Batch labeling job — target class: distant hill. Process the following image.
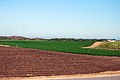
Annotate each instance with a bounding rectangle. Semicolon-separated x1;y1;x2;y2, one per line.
0;36;44;40
0;36;118;41
8;36;29;40
0;36;9;40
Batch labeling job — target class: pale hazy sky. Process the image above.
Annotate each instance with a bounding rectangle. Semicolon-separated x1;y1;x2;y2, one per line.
0;0;120;39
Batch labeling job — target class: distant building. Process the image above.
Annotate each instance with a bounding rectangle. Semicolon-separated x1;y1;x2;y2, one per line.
108;39;116;42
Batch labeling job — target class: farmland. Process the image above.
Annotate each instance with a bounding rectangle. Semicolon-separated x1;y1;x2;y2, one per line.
0;40;120;56
0;46;120;77
96;42;120;50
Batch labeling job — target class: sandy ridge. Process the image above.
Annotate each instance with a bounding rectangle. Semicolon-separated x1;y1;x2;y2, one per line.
83;42;104;48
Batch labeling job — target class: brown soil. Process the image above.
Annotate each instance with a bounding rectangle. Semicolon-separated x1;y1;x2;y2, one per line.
84;42;103;48
0;46;120;77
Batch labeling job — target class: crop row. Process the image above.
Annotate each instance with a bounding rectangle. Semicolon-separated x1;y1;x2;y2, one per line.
0;40;120;56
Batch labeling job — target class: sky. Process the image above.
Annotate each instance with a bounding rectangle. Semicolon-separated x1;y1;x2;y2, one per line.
0;0;120;39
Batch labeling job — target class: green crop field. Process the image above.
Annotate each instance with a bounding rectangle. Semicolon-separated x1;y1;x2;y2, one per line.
0;40;120;56
96;42;120;50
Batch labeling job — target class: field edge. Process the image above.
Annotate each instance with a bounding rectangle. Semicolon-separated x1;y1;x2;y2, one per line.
0;70;120;80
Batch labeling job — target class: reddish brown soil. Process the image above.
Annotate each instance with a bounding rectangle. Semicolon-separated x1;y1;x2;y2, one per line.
0;46;120;77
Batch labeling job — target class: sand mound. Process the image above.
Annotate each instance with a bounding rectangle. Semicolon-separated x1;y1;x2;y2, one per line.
84;42;104;48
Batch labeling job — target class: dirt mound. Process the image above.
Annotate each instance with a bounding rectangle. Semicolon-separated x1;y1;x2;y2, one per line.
0;46;120;77
84;42;104;48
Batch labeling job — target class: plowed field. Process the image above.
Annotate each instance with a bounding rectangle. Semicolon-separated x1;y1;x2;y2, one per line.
0;46;120;77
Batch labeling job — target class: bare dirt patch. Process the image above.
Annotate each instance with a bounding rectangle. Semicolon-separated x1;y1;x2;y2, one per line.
0;45;10;47
0;46;120;78
83;42;104;48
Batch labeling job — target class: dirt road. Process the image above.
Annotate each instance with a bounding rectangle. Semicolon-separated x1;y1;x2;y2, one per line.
51;76;120;80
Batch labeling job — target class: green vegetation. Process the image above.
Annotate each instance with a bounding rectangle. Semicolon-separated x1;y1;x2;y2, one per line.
0;40;120;56
96;42;120;50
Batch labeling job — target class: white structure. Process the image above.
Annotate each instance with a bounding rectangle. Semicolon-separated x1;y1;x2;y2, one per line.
108;39;116;42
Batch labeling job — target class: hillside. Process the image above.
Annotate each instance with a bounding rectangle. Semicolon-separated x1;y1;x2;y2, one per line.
0;36;43;40
96;42;120;50
0;36;28;40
